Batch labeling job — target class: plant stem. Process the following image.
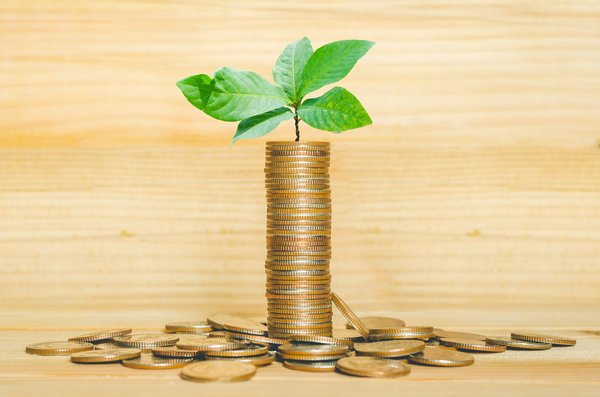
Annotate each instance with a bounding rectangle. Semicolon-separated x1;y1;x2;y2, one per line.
293;107;300;141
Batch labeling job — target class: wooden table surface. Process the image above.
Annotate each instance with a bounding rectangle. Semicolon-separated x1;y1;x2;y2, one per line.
2;309;600;396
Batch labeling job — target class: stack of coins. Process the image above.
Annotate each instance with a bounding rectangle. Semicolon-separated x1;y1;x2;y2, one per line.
264;141;333;339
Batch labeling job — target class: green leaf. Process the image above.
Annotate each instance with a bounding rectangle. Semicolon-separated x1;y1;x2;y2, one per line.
232;107;293;144
176;74;213;111
177;67;290;122
272;37;313;102
298;87;372;132
298;40;375;98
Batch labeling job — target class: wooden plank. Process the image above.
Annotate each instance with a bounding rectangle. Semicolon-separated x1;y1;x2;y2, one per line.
1;311;599;397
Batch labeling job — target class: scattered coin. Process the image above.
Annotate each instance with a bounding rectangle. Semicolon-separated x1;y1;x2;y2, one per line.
511;332;576;346
222;317;269;336
151;346;199;358
205;343;269;358
284;359;338;372
68;328;132;343
355;340;425;358
278;343;349;357
332;328;364;341
486;336;552;350
93;343;119;350
439;338;506;353
350;316;405;330
176;337;245;352
165;321;212;334
180;361;257;382
71;348;141;363
205;353;275;367
122;354;193;369
330;292;370;339
408;346;475;367
433;329;487;341
336;356;411;378
26;341;94;356
225;332;287;346
113;334;179;349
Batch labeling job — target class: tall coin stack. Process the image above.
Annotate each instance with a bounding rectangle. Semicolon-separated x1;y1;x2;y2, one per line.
265;141;333;339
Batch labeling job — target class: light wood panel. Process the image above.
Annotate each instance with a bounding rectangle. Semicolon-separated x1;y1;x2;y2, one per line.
1;0;600;314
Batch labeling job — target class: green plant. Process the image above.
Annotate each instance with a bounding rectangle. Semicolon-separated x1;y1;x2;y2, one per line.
177;38;374;144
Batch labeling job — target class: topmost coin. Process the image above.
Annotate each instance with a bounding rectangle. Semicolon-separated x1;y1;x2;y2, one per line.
511;332;576;346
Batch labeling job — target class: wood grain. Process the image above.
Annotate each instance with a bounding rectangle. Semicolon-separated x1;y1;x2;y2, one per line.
1;1;600;313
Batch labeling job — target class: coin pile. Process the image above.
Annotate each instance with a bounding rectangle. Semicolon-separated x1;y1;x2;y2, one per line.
264;141;333;339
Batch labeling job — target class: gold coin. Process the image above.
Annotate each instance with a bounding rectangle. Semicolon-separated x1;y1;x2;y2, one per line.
266;140;330;147
510;332;576;346
369;333;433;341
408;346;475;367
486;336;552;350
151;346;199;358
265;293;331;300
205;353;276;367
268;313;332;321
330;292;370;339
180;361;256;383
205;343;268;358
122;354;192;370
207;314;256;331
94;343;119;350
113;334;179;349
332;328;365;341
279;343;349;356
433;329;487;341
355;340;425;358
439;338;507;353
289;335;354;348
26;341;94;356
225;332;287;346
283;360;338;372
277;352;348;361
369;326;434;335
221;318;268;336
68;328;132;343
165;321;212;334
336;356;411;378
176;336;244;352
70;348;141;363
348;316;405;330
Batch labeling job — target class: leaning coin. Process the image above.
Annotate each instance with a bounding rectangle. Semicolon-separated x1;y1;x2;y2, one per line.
510;332;576;346
284;360;338;372
26;341;94;356
71;348;141;363
176;337;245;352
408;346;475;367
180;361;256;383
433;329;487;341
122;354;192;369
165;321;212;334
151;346;199;358
113;334;178;349
205;343;269;358
485;336;552;350
330;292;370;339
68;328;132;343
336;356;411;378
205;353;276;367
355;340;425;358
440;338;506;353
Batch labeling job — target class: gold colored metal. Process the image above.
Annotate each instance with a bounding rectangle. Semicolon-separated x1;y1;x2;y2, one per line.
354;340;425;358
439;338;507;352
408;346;475;367
25;341;94;356
510;332;576;346
71;348;141;363
330;292;370;339
180;361;257;382
336;356;411;378
68;328;132;343
122;354;192;369
486;336;552;350
113;334;179;349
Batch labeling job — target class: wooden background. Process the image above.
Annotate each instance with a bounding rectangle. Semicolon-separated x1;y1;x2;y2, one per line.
2;0;600;318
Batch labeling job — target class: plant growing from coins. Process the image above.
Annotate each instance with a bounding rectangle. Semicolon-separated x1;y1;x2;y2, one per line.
177;37;374;143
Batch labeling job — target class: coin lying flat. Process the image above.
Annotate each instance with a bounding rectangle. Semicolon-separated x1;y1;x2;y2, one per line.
222;318;268;336
165;321;212;334
151;346;199;358
284;359;338;372
113;334;179;349
330;293;369;339
26;341;94;356
408;346;475;367
180;361;257;382
440;338;506;353
71;348;141;363
486;336;552;350
350;316;406;330
277;352;348;362
122;354;192;369
332;328;364;341
176;337;245;352
205;343;269;358
336;356;411;378
68;328;132;343
205;353;275;367
433;329;487;341
278;343;349;357
94;343;119;350
511;332;576;346
226;332;287;346
355;340;425;358
289;335;354;347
